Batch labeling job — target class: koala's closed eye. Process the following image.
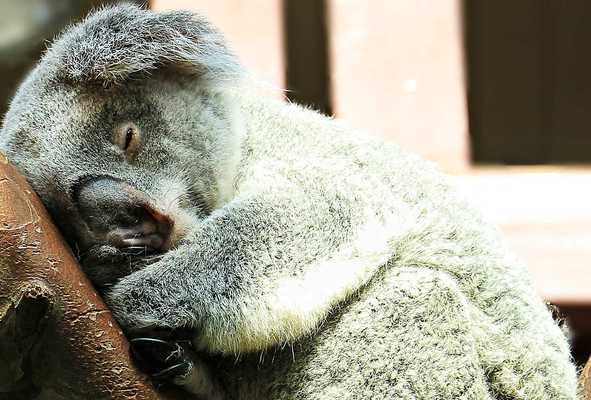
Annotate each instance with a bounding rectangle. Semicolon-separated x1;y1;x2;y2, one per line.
115;122;141;156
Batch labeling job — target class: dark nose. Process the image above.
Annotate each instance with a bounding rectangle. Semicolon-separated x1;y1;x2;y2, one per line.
74;176;173;254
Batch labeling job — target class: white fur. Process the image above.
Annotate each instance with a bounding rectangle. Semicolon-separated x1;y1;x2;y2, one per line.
197;207;419;353
154;176;201;247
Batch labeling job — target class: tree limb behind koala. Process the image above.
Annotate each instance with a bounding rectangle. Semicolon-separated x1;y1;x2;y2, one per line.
0;153;162;399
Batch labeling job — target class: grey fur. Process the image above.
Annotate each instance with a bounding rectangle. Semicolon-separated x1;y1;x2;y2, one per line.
0;5;577;400
47;4;241;85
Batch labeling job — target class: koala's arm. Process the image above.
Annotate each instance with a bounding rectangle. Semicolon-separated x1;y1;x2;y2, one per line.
106;161;398;354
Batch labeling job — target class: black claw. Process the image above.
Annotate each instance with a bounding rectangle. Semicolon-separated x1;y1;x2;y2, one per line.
129;337;193;381
152;362;192;381
130;337;183;365
120;245;157;256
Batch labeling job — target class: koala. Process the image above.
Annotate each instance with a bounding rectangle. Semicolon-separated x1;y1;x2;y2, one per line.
0;5;578;400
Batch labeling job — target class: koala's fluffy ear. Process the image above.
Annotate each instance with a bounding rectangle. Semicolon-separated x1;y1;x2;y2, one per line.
45;4;241;86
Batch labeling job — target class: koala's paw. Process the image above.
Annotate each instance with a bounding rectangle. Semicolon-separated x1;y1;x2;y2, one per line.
130;337;194;385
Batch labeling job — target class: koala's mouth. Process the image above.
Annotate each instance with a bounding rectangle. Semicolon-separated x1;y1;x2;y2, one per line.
107;214;173;256
72;174;176;257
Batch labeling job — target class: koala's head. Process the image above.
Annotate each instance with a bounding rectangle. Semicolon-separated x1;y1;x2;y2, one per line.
0;5;244;288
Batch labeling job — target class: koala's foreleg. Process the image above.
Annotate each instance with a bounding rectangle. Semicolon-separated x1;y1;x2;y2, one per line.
105;168;401;354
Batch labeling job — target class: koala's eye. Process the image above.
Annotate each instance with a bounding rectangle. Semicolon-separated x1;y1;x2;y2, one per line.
124;127;134;149
115;122;140;156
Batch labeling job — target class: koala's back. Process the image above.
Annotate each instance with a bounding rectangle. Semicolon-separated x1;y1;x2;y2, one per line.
237;93;505;267
212;94;577;400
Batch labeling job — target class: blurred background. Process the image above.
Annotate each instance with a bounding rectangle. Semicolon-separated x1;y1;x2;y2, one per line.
0;0;589;365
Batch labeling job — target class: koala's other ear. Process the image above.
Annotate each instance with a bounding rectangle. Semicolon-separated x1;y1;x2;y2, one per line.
46;4;242;86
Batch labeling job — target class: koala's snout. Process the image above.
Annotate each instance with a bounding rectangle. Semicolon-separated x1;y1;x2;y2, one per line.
74;175;174;253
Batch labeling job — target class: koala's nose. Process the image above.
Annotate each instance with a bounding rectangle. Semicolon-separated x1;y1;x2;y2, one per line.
74;176;174;253
108;202;174;255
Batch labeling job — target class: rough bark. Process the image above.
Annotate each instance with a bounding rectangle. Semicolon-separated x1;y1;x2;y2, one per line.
581;358;591;400
0;153;161;400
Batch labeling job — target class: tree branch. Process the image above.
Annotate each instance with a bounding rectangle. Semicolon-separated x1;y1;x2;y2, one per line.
0;153;162;399
580;357;591;400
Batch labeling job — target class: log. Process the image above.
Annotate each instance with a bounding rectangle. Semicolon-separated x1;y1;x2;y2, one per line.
0;152;161;399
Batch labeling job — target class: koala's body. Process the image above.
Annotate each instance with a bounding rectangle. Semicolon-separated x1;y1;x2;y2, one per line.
0;5;577;400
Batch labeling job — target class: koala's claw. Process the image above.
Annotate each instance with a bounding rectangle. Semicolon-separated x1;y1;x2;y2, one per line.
153;362;192;380
129;337;193;382
120;245;158;257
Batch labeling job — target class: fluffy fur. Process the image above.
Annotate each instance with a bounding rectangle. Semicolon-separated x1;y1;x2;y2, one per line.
48;4;241;85
0;5;577;399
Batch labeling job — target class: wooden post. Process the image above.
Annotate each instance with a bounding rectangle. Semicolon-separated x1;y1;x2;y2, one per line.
327;0;469;172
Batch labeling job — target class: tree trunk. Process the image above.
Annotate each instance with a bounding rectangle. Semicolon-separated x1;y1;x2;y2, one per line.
581;357;591;400
0;152;161;399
